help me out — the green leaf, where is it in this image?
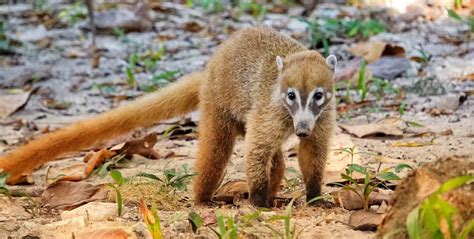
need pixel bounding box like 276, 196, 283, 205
109, 170, 125, 186
150, 202, 163, 239
460, 219, 474, 239
215, 209, 226, 237
348, 164, 367, 175
447, 9, 463, 22
405, 121, 424, 128
420, 201, 439, 233
406, 206, 422, 239
188, 211, 203, 233
437, 175, 474, 194
377, 172, 401, 181
107, 184, 123, 216
136, 172, 163, 182
395, 164, 414, 173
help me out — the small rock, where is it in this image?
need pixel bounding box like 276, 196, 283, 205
61, 202, 118, 222
44, 216, 87, 231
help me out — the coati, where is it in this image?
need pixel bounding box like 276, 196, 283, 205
0, 27, 337, 207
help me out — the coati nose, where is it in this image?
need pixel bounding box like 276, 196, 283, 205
295, 122, 310, 138
296, 131, 309, 137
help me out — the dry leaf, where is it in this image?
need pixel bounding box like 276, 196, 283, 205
0, 91, 33, 118
41, 181, 109, 210
114, 133, 160, 159
391, 139, 436, 147
94, 3, 152, 33
349, 41, 405, 64
339, 117, 404, 138
84, 149, 117, 176
182, 20, 204, 33
332, 188, 390, 210
349, 211, 383, 231
46, 163, 86, 184
213, 180, 249, 205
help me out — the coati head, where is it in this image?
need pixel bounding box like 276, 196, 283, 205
275, 51, 337, 138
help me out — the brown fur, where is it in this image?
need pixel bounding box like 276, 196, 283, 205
0, 27, 335, 207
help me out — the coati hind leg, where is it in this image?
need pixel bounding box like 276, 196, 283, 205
193, 107, 241, 205
298, 132, 330, 203
268, 150, 285, 204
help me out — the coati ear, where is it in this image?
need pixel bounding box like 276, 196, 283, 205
325, 55, 337, 72
276, 55, 283, 72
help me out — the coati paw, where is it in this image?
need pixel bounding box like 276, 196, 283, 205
194, 200, 222, 207
249, 195, 270, 208
307, 199, 335, 209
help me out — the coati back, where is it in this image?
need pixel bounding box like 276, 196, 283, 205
0, 27, 336, 207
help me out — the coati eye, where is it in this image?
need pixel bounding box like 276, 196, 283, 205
287, 92, 296, 100
314, 92, 323, 101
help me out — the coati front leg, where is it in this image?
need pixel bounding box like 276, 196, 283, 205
193, 106, 241, 205
268, 150, 285, 203
245, 109, 290, 207
298, 129, 331, 203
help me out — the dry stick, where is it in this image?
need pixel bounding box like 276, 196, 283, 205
85, 0, 100, 68
85, 0, 96, 46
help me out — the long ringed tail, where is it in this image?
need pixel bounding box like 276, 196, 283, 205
0, 72, 203, 184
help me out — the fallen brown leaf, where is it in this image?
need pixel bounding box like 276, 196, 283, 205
0, 90, 33, 118
113, 132, 160, 159
41, 181, 109, 210
182, 20, 204, 33
213, 180, 249, 205
84, 149, 117, 176
348, 41, 405, 64
349, 211, 384, 231
339, 117, 404, 138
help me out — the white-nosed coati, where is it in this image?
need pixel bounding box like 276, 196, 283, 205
0, 27, 337, 207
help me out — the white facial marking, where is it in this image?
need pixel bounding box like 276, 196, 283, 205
276, 56, 283, 71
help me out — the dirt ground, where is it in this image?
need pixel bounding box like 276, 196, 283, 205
0, 1, 473, 238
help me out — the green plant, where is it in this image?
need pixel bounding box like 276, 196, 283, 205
0, 171, 10, 196
335, 147, 409, 211
357, 59, 368, 101
399, 102, 406, 117
211, 209, 238, 239
369, 77, 399, 100
342, 19, 385, 38
137, 164, 196, 191
140, 199, 163, 239
238, 1, 267, 19
152, 70, 179, 86
300, 18, 339, 56
107, 170, 127, 216
125, 52, 139, 89
188, 211, 204, 233
192, 0, 225, 12
301, 17, 385, 56
448, 9, 474, 33
93, 153, 127, 177
264, 198, 302, 239
406, 175, 474, 239
341, 163, 402, 210
58, 1, 88, 25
